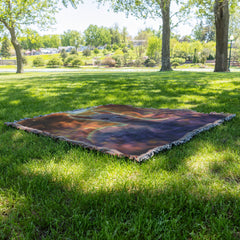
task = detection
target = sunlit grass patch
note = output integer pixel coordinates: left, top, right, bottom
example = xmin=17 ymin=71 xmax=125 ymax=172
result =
xmin=0 ymin=71 xmax=239 ymax=239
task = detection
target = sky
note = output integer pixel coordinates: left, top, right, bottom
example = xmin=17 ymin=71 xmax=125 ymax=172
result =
xmin=40 ymin=1 xmax=195 ymax=37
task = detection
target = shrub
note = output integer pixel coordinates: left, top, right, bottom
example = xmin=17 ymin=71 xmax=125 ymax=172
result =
xmin=94 ymin=58 xmax=101 ymax=66
xmin=171 ymin=62 xmax=180 ymax=68
xmin=64 ymin=56 xmax=83 ymax=67
xmin=33 ymin=56 xmax=45 ymax=67
xmin=129 ymin=43 xmax=134 ymax=50
xmin=123 ymin=53 xmax=130 ymax=67
xmin=170 ymin=58 xmax=185 ymax=65
xmin=64 ymin=56 xmax=75 ymax=66
xmin=122 ymin=47 xmax=128 ymax=53
xmin=102 ymin=57 xmax=116 ymax=67
xmin=82 ymin=49 xmax=91 ymax=57
xmin=70 ymin=48 xmax=78 ymax=55
xmin=22 ymin=56 xmax=28 ymax=65
xmin=114 ymin=49 xmax=124 ymax=55
xmin=144 ymin=58 xmax=156 ymax=67
xmin=94 ymin=48 xmax=99 ymax=54
xmin=200 ymin=56 xmax=207 ymax=64
xmin=112 ymin=44 xmax=119 ymax=51
xmin=47 ymin=57 xmax=62 ymax=68
xmin=71 ymin=57 xmax=83 ymax=67
xmin=60 ymin=49 xmax=68 ymax=60
xmin=103 ymin=49 xmax=108 ymax=55
xmin=112 ymin=55 xmax=123 ymax=67
xmin=106 ymin=44 xmax=112 ymax=51
xmin=133 ymin=58 xmax=143 ymax=67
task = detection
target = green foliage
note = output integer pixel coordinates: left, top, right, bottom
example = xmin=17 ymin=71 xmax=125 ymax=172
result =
xmin=112 ymin=43 xmax=119 ymax=51
xmin=64 ymin=55 xmax=76 ymax=66
xmin=112 ymin=55 xmax=123 ymax=67
xmin=0 ymin=37 xmax=11 ymax=59
xmin=193 ymin=21 xmax=215 ymax=42
xmin=40 ymin=34 xmax=61 ymax=48
xmin=61 ymin=30 xmax=83 ymax=49
xmin=22 ymin=56 xmax=28 ymax=65
xmin=102 ymin=57 xmax=116 ymax=67
xmin=103 ymin=49 xmax=108 ymax=55
xmin=60 ymin=49 xmax=68 ymax=60
xmin=84 ymin=25 xmax=111 ymax=47
xmin=171 ymin=62 xmax=180 ymax=68
xmin=94 ymin=58 xmax=101 ymax=66
xmin=144 ymin=58 xmax=157 ymax=67
xmin=146 ymin=36 xmax=161 ymax=62
xmin=70 ymin=48 xmax=78 ymax=55
xmin=231 ymin=42 xmax=240 ymax=62
xmin=135 ymin=28 xmax=154 ymax=42
xmin=171 ymin=39 xmax=216 ymax=62
xmin=170 ymin=58 xmax=186 ymax=65
xmin=82 ymin=49 xmax=91 ymax=57
xmin=93 ymin=48 xmax=100 ymax=54
xmin=71 ymin=57 xmax=83 ymax=67
xmin=106 ymin=44 xmax=112 ymax=51
xmin=0 ymin=0 xmax=60 ymax=32
xmin=47 ymin=57 xmax=63 ymax=68
xmin=62 ymin=0 xmax=82 ymax=8
xmin=121 ymin=27 xmax=128 ymax=44
xmin=114 ymin=49 xmax=124 ymax=55
xmin=33 ymin=56 xmax=45 ymax=67
xmin=193 ymin=49 xmax=199 ymax=64
xmin=123 ymin=53 xmax=131 ymax=66
xmin=122 ymin=47 xmax=128 ymax=53
xmin=229 ymin=5 xmax=240 ymax=41
xmin=133 ymin=58 xmax=144 ymax=67
xmin=109 ymin=24 xmax=121 ymax=45
xmin=19 ymin=29 xmax=42 ymax=51
xmin=135 ymin=45 xmax=146 ymax=59
xmin=64 ymin=55 xmax=83 ymax=67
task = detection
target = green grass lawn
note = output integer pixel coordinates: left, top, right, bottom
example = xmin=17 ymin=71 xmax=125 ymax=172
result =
xmin=0 ymin=71 xmax=239 ymax=239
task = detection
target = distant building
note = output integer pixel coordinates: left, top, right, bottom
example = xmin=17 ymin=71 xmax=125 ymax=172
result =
xmin=24 ymin=50 xmax=41 ymax=55
xmin=132 ymin=40 xmax=147 ymax=47
xmin=78 ymin=45 xmax=89 ymax=52
xmin=39 ymin=48 xmax=58 ymax=54
xmin=58 ymin=46 xmax=75 ymax=53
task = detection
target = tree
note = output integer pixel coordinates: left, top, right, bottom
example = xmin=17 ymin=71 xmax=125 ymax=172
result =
xmin=193 ymin=21 xmax=215 ymax=42
xmin=0 ymin=0 xmax=60 ymax=73
xmin=121 ymin=27 xmax=129 ymax=44
xmin=41 ymin=34 xmax=61 ymax=48
xmin=134 ymin=28 xmax=154 ymax=44
xmin=146 ymin=36 xmax=162 ymax=63
xmin=109 ymin=24 xmax=121 ymax=45
xmin=61 ymin=30 xmax=83 ymax=49
xmin=159 ymin=0 xmax=172 ymax=71
xmin=20 ymin=29 xmax=42 ymax=51
xmin=188 ymin=0 xmax=239 ymax=72
xmin=0 ymin=0 xmax=82 ymax=73
xmin=96 ymin=0 xmax=177 ymax=71
xmin=84 ymin=25 xmax=111 ymax=47
xmin=1 ymin=36 xmax=11 ymax=59
xmin=214 ymin=0 xmax=229 ymax=71
xmin=229 ymin=5 xmax=240 ymax=40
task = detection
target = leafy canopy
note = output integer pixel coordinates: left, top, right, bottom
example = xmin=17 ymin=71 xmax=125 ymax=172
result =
xmin=0 ymin=0 xmax=61 ymax=31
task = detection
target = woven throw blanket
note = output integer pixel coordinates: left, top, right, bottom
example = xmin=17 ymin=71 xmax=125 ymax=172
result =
xmin=5 ymin=104 xmax=235 ymax=162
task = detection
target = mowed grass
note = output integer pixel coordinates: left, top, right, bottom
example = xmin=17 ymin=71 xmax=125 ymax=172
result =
xmin=0 ymin=71 xmax=239 ymax=239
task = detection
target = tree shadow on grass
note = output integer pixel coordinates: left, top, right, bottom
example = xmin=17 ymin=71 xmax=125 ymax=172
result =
xmin=0 ymin=71 xmax=240 ymax=239
xmin=1 ymin=71 xmax=239 ymax=169
xmin=1 ymin=145 xmax=240 ymax=239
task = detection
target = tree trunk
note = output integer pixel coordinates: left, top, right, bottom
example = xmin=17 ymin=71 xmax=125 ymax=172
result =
xmin=214 ymin=0 xmax=229 ymax=72
xmin=160 ymin=0 xmax=172 ymax=71
xmin=9 ymin=27 xmax=24 ymax=73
